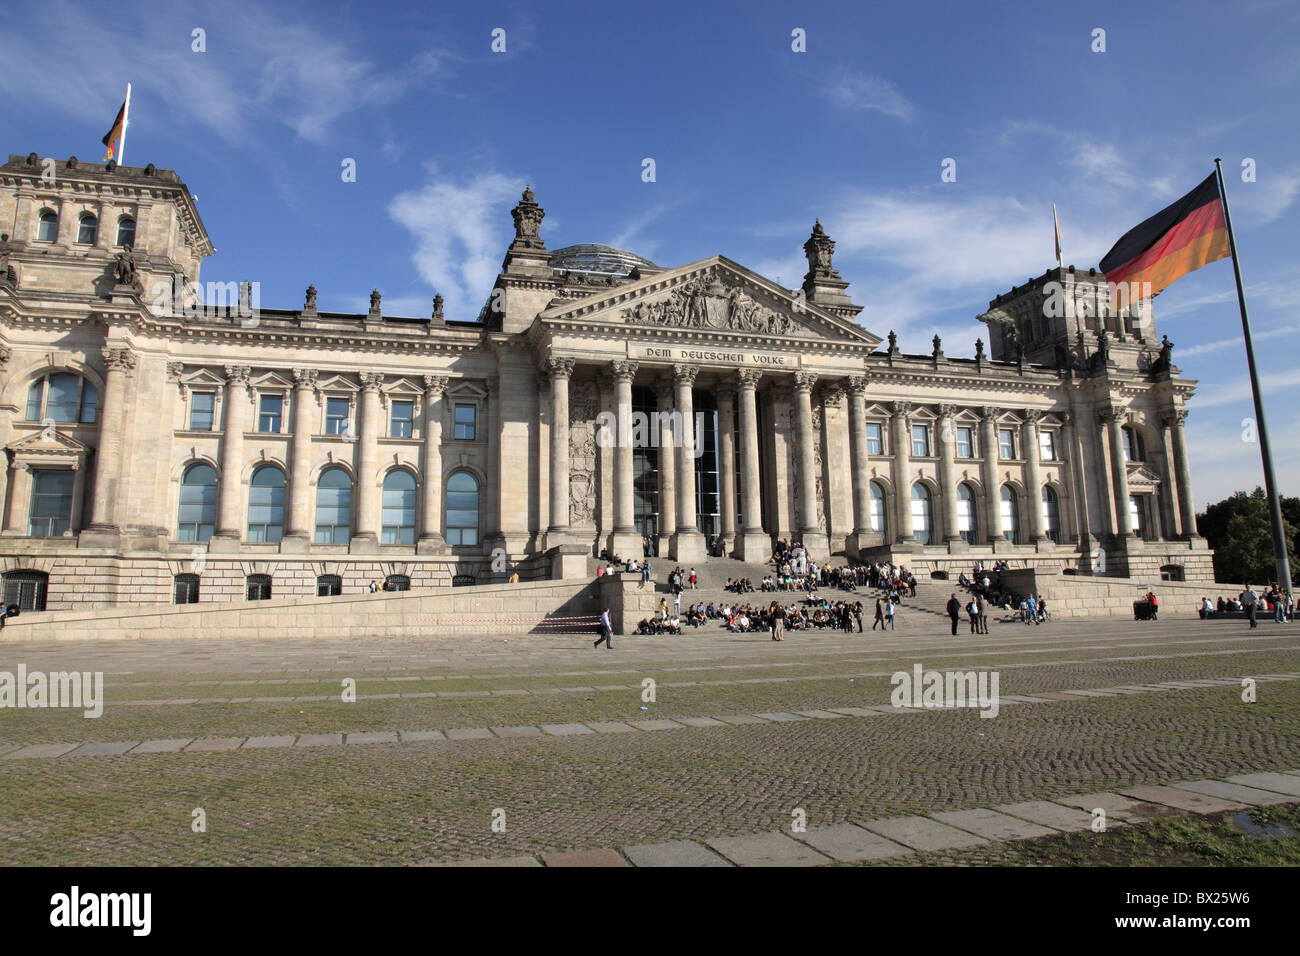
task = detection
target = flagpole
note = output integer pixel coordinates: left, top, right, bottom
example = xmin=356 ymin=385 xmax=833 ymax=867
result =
xmin=1213 ymin=157 xmax=1292 ymax=590
xmin=1053 ymin=203 xmax=1063 ymax=269
xmin=118 ymin=83 xmax=132 ymax=165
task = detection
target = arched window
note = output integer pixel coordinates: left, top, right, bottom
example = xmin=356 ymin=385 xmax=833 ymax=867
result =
xmin=76 ymin=213 xmax=98 ymax=245
xmin=25 ymin=372 xmax=98 ymax=423
xmin=177 ymin=463 xmax=218 ymax=542
xmin=868 ymin=480 xmax=888 ymax=537
xmin=37 ymin=210 xmax=58 ymax=242
xmin=381 ymin=470 xmax=417 ymax=545
xmin=910 ymin=483 xmax=933 ymax=546
xmin=115 ymin=216 xmax=135 ymax=248
xmin=384 ymin=574 xmax=411 ymax=592
xmin=316 ymin=574 xmax=342 ymax=597
xmin=957 ymin=483 xmax=978 ymax=544
xmin=1000 ymin=485 xmax=1021 ymax=544
xmin=2 ymin=569 xmax=48 ymax=611
xmin=247 ymin=465 xmax=286 ymax=543
xmin=445 ymin=471 xmax=479 ymax=546
xmin=246 ymin=574 xmax=272 ymax=601
xmin=1042 ymin=486 xmax=1061 ymax=543
xmin=314 ymin=467 xmax=352 ymax=544
xmin=174 ymin=573 xmax=200 ymax=604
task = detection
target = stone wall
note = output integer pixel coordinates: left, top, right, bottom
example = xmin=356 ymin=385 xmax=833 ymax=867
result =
xmin=1 ymin=577 xmax=599 ymax=642
xmin=1002 ymin=572 xmax=1233 ymax=620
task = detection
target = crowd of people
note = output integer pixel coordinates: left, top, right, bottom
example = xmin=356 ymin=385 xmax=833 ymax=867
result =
xmin=1199 ymin=585 xmax=1294 ymax=626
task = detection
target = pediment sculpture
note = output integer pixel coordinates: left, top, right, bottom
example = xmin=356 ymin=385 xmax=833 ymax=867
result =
xmin=621 ymin=274 xmax=798 ymax=335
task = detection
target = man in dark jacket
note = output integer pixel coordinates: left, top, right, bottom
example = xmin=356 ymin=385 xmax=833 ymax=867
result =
xmin=946 ymin=593 xmax=962 ymax=636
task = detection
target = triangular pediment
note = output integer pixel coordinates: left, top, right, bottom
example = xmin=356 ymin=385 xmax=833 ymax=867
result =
xmin=1127 ymin=463 xmax=1162 ymax=487
xmin=537 ymin=256 xmax=879 ymax=347
xmin=6 ymin=427 xmax=90 ymax=467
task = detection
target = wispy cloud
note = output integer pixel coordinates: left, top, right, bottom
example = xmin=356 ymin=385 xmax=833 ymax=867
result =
xmin=1187 ymin=367 xmax=1300 ymax=409
xmin=820 ymin=68 xmax=914 ymax=120
xmin=387 ymin=170 xmax=526 ymax=321
xmin=1176 ymin=322 xmax=1300 ymax=359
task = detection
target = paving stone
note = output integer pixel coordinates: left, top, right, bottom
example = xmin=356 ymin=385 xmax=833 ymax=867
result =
xmin=66 ymin=741 xmax=141 ymax=757
xmin=867 ymin=705 xmax=921 ymax=714
xmin=994 ymin=800 xmax=1096 ymax=832
xmin=243 ymin=735 xmax=296 ymax=749
xmin=1053 ymin=791 xmax=1174 ymax=824
xmin=491 ymin=725 xmax=542 ymax=738
xmin=713 ymin=714 xmax=771 ymax=725
xmin=489 ymin=689 xmax=531 ymax=697
xmin=1120 ymin=785 xmax=1247 ymax=814
xmin=0 ymin=743 xmax=21 ymax=758
xmin=1225 ymin=772 xmax=1300 ymax=797
xmin=540 ymin=849 xmax=630 ymax=867
xmin=827 ymin=707 xmax=887 ymax=717
xmin=345 ymin=731 xmax=400 ymax=745
xmin=445 ymin=727 xmax=495 ymax=740
xmin=584 ymin=721 xmax=638 ymax=734
xmin=622 ymin=840 xmax=733 ymax=867
xmin=131 ymin=738 xmax=193 ymax=753
xmin=707 ymin=832 xmax=831 ymax=867
xmin=185 ymin=737 xmax=246 ymax=752
xmin=425 ymin=855 xmax=542 ymax=867
xmin=1170 ymin=780 xmax=1297 ymax=807
xmin=540 ymin=723 xmax=596 ymax=736
xmin=627 ymin=719 xmax=684 ymax=732
xmin=295 ymin=733 xmax=344 ymax=747
xmin=1033 ymin=691 xmax=1090 ymax=701
xmin=859 ymin=816 xmax=989 ymax=852
xmin=795 ymin=823 xmax=914 ymax=861
xmin=932 ymin=808 xmax=1058 ymax=841
xmin=794 ymin=710 xmax=848 ymax=719
xmin=676 ymin=716 xmax=727 ymax=727
xmin=753 ymin=712 xmax=809 ymax=722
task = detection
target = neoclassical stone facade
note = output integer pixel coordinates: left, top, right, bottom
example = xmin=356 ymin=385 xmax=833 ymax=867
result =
xmin=0 ymin=152 xmax=1211 ymax=610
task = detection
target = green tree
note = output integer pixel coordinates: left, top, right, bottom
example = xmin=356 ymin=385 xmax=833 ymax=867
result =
xmin=1198 ymin=487 xmax=1298 ymax=585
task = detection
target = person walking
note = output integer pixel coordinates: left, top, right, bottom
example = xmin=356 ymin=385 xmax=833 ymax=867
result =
xmin=594 ymin=607 xmax=614 ymax=649
xmin=946 ymin=593 xmax=962 ymax=636
xmin=884 ymin=597 xmax=896 ymax=630
xmin=689 ymin=568 xmax=697 ymax=590
xmin=1275 ymin=589 xmax=1287 ymax=624
xmin=1146 ymin=591 xmax=1159 ymax=621
xmin=967 ymin=597 xmax=979 ymax=634
xmin=1241 ymin=584 xmax=1259 ymax=629
xmin=854 ymin=601 xmax=864 ymax=633
xmin=771 ymin=602 xmax=785 ymax=642
xmin=872 ymin=598 xmax=884 ymax=631
xmin=977 ymin=594 xmax=989 ymax=634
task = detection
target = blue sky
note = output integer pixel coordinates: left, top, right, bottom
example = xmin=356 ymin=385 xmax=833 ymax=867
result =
xmin=2 ymin=0 xmax=1298 ymax=506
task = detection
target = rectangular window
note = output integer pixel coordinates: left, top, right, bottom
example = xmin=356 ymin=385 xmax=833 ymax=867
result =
xmin=454 ymin=403 xmax=476 ymax=440
xmin=29 ymin=469 xmax=74 ymax=537
xmin=258 ymin=394 xmax=283 ymax=433
xmin=325 ymin=397 xmax=350 ymax=436
xmin=189 ymin=392 xmax=215 ymax=431
xmin=865 ymin=422 xmax=883 ymax=456
xmin=911 ymin=424 xmax=930 ymax=458
xmin=390 ymin=400 xmax=414 ymax=438
xmin=1039 ymin=430 xmax=1056 ymax=461
xmin=998 ymin=428 xmax=1017 ymax=460
xmin=956 ymin=426 xmax=974 ymax=459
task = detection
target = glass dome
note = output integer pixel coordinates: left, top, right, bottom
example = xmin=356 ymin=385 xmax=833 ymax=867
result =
xmin=548 ymin=243 xmax=658 ymax=276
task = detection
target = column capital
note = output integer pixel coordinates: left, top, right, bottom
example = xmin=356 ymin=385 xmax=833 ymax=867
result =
xmin=820 ymin=384 xmax=845 ymax=407
xmin=610 ymin=359 xmax=639 ymax=383
xmin=1023 ymin=408 xmax=1043 ymax=425
xmin=166 ymin=361 xmax=184 ymax=382
xmin=1097 ymin=404 xmax=1123 ymax=425
xmin=1161 ymin=408 xmax=1188 ymax=428
xmin=652 ymin=376 xmax=675 ymax=402
xmin=937 ymin=403 xmax=958 ymax=420
xmin=423 ymin=374 xmax=449 ymax=397
xmin=103 ymin=347 xmax=136 ymax=373
xmin=544 ymin=357 xmax=576 ymax=381
xmin=845 ymin=375 xmax=868 ymax=396
xmin=793 ymin=371 xmax=818 ymax=392
xmin=735 ymin=368 xmax=762 ymax=390
xmin=223 ymin=365 xmax=251 ymax=386
xmin=291 ymin=367 xmax=318 ymax=389
xmin=673 ymin=365 xmax=699 ymax=387
xmin=360 ymin=371 xmax=385 ymax=392
xmin=890 ymin=400 xmax=913 ymax=420
xmin=979 ymin=406 xmax=1000 ymax=424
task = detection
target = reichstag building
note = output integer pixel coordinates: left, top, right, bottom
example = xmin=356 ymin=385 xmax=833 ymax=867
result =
xmin=0 ymin=152 xmax=1212 ymax=610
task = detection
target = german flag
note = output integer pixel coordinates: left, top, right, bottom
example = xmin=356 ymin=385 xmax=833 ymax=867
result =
xmin=1099 ymin=173 xmax=1230 ymax=296
xmin=101 ymin=100 xmax=126 ymax=161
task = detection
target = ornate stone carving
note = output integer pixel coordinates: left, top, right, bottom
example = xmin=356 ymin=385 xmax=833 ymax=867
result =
xmin=887 ymin=330 xmax=898 ymax=353
xmin=291 ymin=368 xmax=317 ymax=388
xmin=821 ymin=385 xmax=845 ymax=407
xmin=432 ymin=293 xmax=444 ymax=321
xmin=735 ymin=368 xmax=762 ymax=390
xmin=103 ymin=347 xmax=136 ymax=372
xmin=0 ymin=345 xmax=11 ymax=366
xmin=803 ymin=219 xmax=839 ymax=278
xmin=932 ymin=334 xmax=944 ymax=359
xmin=111 ymin=248 xmax=139 ymax=288
xmin=845 ymin=374 xmax=868 ymax=396
xmin=793 ymin=371 xmax=818 ymax=392
xmin=423 ymin=374 xmax=449 ymax=397
xmin=0 ymin=233 xmax=13 ymax=284
xmin=223 ymin=365 xmax=251 ymax=386
xmin=609 ymin=360 xmax=639 ymax=383
xmin=510 ymin=186 xmax=545 ymax=249
xmin=360 ymin=372 xmax=385 ymax=392
xmin=568 ymin=380 xmax=599 ymax=527
xmin=545 ymin=357 xmax=576 ymax=381
xmin=303 ymin=285 xmax=317 ymax=312
xmin=938 ymin=403 xmax=958 ymax=420
xmin=621 ymin=273 xmax=797 ymax=335
xmin=890 ymin=401 xmax=913 ymax=419
xmin=1023 ymin=408 xmax=1043 ymax=424
xmin=368 ymin=289 xmax=381 ymax=315
xmin=1097 ymin=405 xmax=1121 ymax=425
xmin=1161 ymin=408 xmax=1188 ymax=428
xmin=673 ymin=365 xmax=699 ymax=387
xmin=979 ymin=406 xmax=1000 ymax=424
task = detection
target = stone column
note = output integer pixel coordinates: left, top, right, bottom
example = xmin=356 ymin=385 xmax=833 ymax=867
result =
xmin=282 ymin=368 xmax=317 ymax=550
xmin=716 ymin=383 xmax=736 ymax=551
xmin=94 ymin=199 xmax=115 ymax=251
xmin=546 ymin=358 xmax=574 ymax=538
xmin=85 ymin=347 xmax=136 ymax=534
xmin=937 ymin=404 xmax=963 ymax=549
xmin=672 ymin=365 xmax=705 ymax=561
xmin=211 ymin=365 xmax=250 ymax=547
xmin=351 ymin=371 xmax=383 ymax=548
xmin=3 ymin=463 xmax=32 ymax=534
xmin=793 ymin=372 xmax=827 ymax=557
xmin=980 ymin=408 xmax=1004 ymax=544
xmin=1103 ymin=407 xmax=1134 ymax=537
xmin=609 ymin=360 xmax=641 ymax=559
xmin=734 ymin=369 xmax=767 ymax=560
xmin=1062 ymin=411 xmax=1091 ymax=550
xmin=891 ymin=401 xmax=914 ymax=545
xmin=844 ymin=376 xmax=873 ymax=556
xmin=1023 ymin=409 xmax=1048 ymax=547
xmin=418 ymin=375 xmax=448 ymax=553
xmin=1166 ymin=409 xmax=1200 ymax=539
xmin=653 ymin=378 xmax=676 ymax=558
